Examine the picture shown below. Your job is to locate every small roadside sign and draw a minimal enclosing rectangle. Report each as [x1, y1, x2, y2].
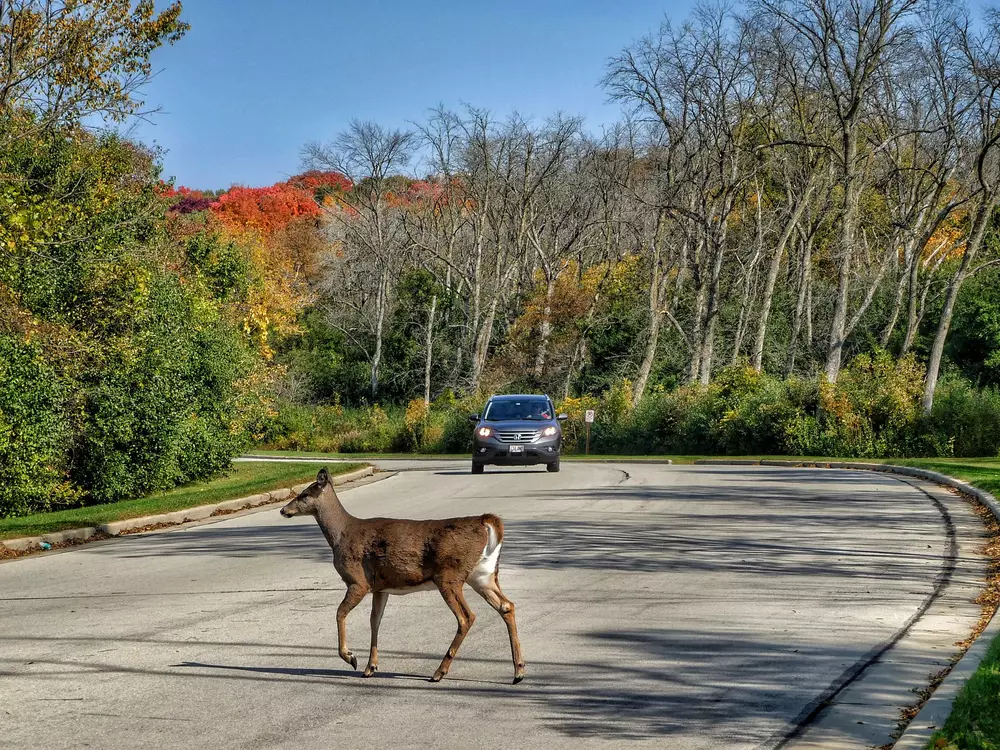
[584, 410, 595, 455]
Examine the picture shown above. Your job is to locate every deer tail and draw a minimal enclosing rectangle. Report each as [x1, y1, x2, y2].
[481, 513, 504, 555]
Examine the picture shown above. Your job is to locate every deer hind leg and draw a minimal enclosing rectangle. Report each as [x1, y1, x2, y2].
[336, 583, 369, 671]
[430, 579, 476, 682]
[363, 592, 388, 677]
[470, 573, 526, 684]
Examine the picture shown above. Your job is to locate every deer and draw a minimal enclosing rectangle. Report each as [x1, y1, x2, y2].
[278, 467, 526, 684]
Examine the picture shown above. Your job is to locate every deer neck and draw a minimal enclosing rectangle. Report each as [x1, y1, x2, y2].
[315, 488, 353, 546]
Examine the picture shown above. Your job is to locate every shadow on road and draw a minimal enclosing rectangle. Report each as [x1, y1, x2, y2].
[99, 478, 948, 589]
[3, 627, 890, 746]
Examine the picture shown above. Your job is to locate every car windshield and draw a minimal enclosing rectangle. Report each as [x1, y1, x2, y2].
[484, 399, 551, 421]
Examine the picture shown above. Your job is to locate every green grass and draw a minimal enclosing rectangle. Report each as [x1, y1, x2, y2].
[247, 449, 1000, 484]
[927, 634, 1000, 750]
[0, 461, 364, 540]
[248, 449, 469, 459]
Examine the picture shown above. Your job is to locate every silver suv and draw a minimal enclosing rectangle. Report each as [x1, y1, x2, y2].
[468, 394, 567, 474]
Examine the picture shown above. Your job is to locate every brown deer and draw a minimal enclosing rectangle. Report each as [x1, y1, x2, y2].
[279, 467, 526, 684]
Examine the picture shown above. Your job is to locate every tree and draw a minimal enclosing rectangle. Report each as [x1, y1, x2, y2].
[0, 0, 188, 128]
[303, 120, 417, 398]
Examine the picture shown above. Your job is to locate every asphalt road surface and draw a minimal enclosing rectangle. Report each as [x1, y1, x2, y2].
[0, 462, 986, 749]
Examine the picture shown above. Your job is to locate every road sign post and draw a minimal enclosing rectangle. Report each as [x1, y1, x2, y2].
[584, 409, 595, 455]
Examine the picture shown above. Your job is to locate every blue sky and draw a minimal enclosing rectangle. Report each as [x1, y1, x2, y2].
[131, 0, 691, 189]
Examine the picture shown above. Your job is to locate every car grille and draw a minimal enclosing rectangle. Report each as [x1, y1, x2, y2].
[494, 430, 540, 444]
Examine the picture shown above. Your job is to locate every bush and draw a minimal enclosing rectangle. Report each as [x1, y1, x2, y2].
[930, 378, 1000, 457]
[260, 354, 1000, 461]
[0, 336, 79, 517]
[0, 124, 270, 517]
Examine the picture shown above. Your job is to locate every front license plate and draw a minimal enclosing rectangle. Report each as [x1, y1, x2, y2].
[509, 445, 524, 454]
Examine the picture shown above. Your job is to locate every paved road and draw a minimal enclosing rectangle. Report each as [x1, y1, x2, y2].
[0, 463, 986, 749]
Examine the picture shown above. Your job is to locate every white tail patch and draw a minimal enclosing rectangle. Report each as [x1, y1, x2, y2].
[469, 523, 502, 590]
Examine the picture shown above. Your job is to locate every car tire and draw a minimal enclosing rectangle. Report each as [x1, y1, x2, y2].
[547, 460, 560, 473]
[471, 462, 485, 474]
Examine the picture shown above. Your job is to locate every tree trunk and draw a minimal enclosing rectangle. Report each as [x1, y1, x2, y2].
[423, 294, 437, 405]
[922, 199, 991, 413]
[880, 267, 908, 349]
[370, 267, 389, 398]
[688, 281, 707, 383]
[700, 316, 716, 384]
[752, 184, 813, 371]
[470, 295, 499, 390]
[534, 272, 556, 379]
[699, 232, 727, 384]
[632, 211, 668, 402]
[731, 195, 764, 366]
[825, 132, 860, 382]
[785, 232, 813, 377]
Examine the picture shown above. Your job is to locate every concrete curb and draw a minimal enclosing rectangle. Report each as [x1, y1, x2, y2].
[240, 453, 674, 465]
[694, 458, 998, 748]
[241, 454, 458, 462]
[570, 458, 674, 465]
[0, 465, 374, 555]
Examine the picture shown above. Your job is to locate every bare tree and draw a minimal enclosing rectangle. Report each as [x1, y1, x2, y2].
[304, 120, 417, 398]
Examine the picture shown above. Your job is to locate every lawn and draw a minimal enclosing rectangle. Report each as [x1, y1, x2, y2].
[0, 461, 364, 541]
[247, 449, 1000, 491]
[929, 634, 1000, 750]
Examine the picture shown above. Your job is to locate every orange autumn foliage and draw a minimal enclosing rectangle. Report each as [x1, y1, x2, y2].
[211, 184, 321, 235]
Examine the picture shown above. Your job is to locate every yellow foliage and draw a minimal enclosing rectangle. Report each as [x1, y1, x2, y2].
[404, 398, 429, 428]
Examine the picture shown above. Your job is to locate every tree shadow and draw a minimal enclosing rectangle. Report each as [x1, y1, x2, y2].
[11, 626, 902, 746]
[102, 478, 949, 592]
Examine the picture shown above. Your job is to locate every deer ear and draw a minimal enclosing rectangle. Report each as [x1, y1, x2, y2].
[316, 468, 330, 486]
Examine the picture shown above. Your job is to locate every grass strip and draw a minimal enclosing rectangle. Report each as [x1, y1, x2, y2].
[927, 634, 1000, 749]
[0, 461, 363, 540]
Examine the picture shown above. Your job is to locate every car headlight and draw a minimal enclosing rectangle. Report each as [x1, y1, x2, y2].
[542, 426, 557, 437]
[478, 427, 492, 438]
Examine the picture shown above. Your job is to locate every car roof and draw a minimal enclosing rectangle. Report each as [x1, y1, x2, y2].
[489, 394, 550, 401]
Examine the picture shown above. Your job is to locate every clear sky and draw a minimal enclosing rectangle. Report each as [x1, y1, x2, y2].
[130, 0, 692, 190]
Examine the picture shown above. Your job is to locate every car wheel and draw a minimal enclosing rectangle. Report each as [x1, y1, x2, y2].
[472, 462, 485, 474]
[547, 460, 560, 473]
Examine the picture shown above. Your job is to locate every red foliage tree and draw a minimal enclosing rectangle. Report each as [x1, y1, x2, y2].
[210, 184, 321, 234]
[287, 170, 353, 193]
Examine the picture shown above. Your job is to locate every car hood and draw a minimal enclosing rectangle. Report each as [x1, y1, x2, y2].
[480, 420, 555, 431]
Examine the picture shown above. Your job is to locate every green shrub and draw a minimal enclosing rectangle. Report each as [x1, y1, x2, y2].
[261, 354, 1000, 461]
[0, 124, 268, 516]
[0, 336, 78, 517]
[931, 378, 1000, 457]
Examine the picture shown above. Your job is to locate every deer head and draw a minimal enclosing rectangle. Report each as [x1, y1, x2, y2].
[279, 468, 331, 518]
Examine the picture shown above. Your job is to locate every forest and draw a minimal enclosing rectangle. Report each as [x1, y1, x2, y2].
[6, 0, 1000, 517]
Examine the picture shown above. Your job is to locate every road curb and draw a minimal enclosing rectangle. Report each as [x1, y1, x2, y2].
[240, 454, 674, 465]
[241, 454, 458, 462]
[0, 465, 374, 555]
[695, 458, 998, 747]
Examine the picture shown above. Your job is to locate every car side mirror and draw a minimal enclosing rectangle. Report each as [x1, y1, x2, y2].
[557, 413, 568, 421]
[468, 414, 480, 423]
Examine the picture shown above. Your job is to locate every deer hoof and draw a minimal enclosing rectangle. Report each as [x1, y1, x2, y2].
[362, 665, 377, 677]
[430, 670, 445, 683]
[350, 655, 358, 671]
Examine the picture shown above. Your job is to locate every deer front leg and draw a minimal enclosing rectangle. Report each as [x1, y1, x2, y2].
[431, 579, 475, 683]
[363, 592, 388, 677]
[336, 583, 369, 671]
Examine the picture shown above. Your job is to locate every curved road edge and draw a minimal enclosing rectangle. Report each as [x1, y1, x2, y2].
[696, 458, 998, 749]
